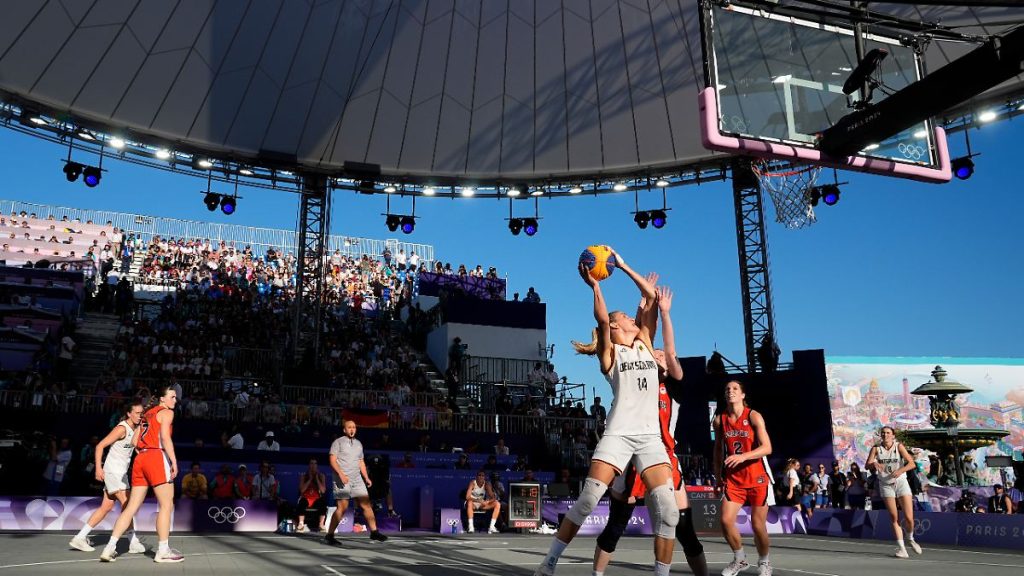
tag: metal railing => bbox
[0,199,435,266]
[0,389,599,436]
[460,356,539,385]
[277,385,443,408]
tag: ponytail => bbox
[571,328,599,355]
[146,384,174,409]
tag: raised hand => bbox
[657,286,673,312]
[644,272,659,288]
[578,262,597,288]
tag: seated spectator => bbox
[454,452,471,470]
[494,437,509,455]
[235,464,253,500]
[181,462,208,499]
[225,427,244,449]
[523,287,541,303]
[252,461,278,501]
[396,452,416,469]
[296,459,327,533]
[257,431,280,451]
[483,455,501,471]
[210,465,236,499]
[989,484,1013,514]
[519,469,536,483]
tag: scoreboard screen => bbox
[509,482,541,529]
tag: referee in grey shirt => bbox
[325,420,388,544]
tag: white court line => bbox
[321,565,346,576]
[0,548,290,570]
[790,569,845,576]
[771,535,1024,558]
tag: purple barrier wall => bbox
[0,497,278,532]
[807,509,1024,550]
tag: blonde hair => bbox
[572,328,599,355]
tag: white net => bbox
[752,160,822,229]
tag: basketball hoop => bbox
[751,159,821,229]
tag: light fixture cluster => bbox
[203,192,238,215]
[62,161,102,187]
[808,184,841,207]
[633,209,667,229]
[385,214,415,234]
[508,217,539,236]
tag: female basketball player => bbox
[866,426,922,558]
[714,380,774,576]
[536,249,678,576]
[68,399,147,554]
[464,470,501,533]
[99,385,183,563]
[592,285,708,576]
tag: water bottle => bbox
[451,521,457,534]
[286,519,294,534]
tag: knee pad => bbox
[596,497,636,553]
[647,484,679,539]
[566,478,608,526]
[676,509,704,558]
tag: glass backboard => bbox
[700,3,951,182]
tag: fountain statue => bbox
[904,366,1010,486]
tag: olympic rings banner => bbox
[808,509,1024,550]
[0,497,278,532]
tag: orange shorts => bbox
[723,483,771,506]
[624,459,683,500]
[131,449,173,487]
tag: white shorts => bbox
[880,476,912,499]
[103,465,130,494]
[591,434,670,476]
[333,478,368,500]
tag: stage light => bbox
[192,156,213,170]
[204,192,221,211]
[508,218,523,236]
[650,209,667,229]
[63,162,83,182]
[569,186,582,194]
[655,179,670,187]
[978,110,997,123]
[384,185,397,193]
[77,131,94,141]
[809,187,821,207]
[531,188,543,196]
[819,184,841,206]
[220,195,236,215]
[82,166,101,188]
[423,187,436,196]
[952,156,974,180]
[460,187,475,197]
[385,214,400,232]
[239,167,254,176]
[400,216,415,234]
[155,149,171,160]
[109,137,126,149]
[523,218,538,236]
[507,187,522,197]
[613,183,628,192]
[634,211,650,229]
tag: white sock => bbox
[544,538,569,566]
[75,525,92,539]
[734,548,746,563]
[759,554,770,564]
[158,540,169,554]
[490,519,497,529]
[655,561,671,576]
[593,571,605,576]
[102,539,117,555]
[897,540,906,550]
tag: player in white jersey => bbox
[536,248,678,576]
[68,400,146,554]
[866,426,922,558]
[464,470,501,533]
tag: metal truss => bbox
[292,175,331,363]
[732,159,777,373]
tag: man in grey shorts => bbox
[325,420,388,545]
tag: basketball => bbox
[579,245,616,281]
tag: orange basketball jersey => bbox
[720,407,769,488]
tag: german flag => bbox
[342,407,389,429]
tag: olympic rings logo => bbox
[208,506,246,524]
[898,143,925,161]
[914,518,931,534]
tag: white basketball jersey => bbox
[469,481,487,502]
[604,341,661,436]
[874,442,903,481]
[103,421,135,472]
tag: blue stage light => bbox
[82,166,101,187]
[400,216,415,234]
[220,196,236,215]
[523,218,538,236]
[952,156,974,180]
[650,210,667,229]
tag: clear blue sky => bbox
[2,120,1022,403]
